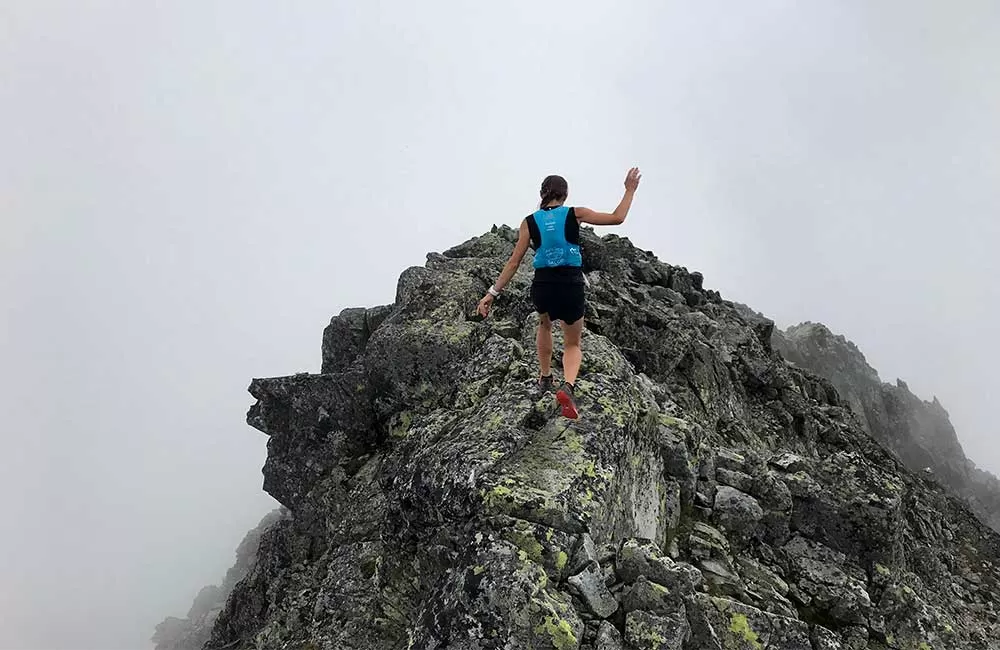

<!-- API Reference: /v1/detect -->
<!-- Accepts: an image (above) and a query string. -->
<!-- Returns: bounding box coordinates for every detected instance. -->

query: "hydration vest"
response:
[528,206,583,269]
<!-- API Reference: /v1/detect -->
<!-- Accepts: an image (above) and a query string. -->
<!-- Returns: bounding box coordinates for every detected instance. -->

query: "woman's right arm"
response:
[576,167,642,226]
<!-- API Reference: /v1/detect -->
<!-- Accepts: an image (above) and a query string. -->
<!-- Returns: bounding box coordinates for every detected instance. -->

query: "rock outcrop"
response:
[153,509,287,650]
[772,321,1000,533]
[171,227,1000,649]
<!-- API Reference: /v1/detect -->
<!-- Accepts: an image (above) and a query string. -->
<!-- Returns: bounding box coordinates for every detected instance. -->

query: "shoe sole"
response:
[556,389,579,419]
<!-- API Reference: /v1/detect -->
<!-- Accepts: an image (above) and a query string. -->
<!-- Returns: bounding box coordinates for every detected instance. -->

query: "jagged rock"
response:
[594,621,623,650]
[568,562,618,619]
[751,471,793,512]
[769,452,810,474]
[774,321,1000,534]
[152,509,287,650]
[687,594,811,650]
[621,575,677,615]
[810,625,843,650]
[782,535,873,627]
[716,467,755,493]
[569,533,599,576]
[699,558,744,598]
[624,610,688,650]
[713,486,764,546]
[687,521,731,561]
[614,539,702,599]
[321,305,393,374]
[159,229,1000,650]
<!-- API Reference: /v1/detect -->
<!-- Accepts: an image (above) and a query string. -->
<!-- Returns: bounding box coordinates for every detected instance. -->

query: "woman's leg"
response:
[537,313,553,377]
[560,317,584,385]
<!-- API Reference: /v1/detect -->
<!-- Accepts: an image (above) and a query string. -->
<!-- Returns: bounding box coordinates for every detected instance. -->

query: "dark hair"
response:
[539,175,568,207]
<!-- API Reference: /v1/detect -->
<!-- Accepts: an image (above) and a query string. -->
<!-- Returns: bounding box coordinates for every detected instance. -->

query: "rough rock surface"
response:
[169,227,1000,649]
[771,320,1000,533]
[153,509,287,650]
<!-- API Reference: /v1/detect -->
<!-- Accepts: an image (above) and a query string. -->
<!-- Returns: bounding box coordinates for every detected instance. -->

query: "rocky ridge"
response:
[771,321,1000,533]
[162,226,1000,650]
[154,509,287,650]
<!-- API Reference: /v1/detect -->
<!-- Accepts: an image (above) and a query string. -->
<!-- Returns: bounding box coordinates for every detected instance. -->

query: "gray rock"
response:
[624,610,689,650]
[569,532,599,576]
[810,625,843,650]
[687,594,811,650]
[713,486,764,545]
[699,559,744,598]
[616,539,703,598]
[621,575,677,615]
[782,536,872,627]
[568,562,619,619]
[774,321,1000,535]
[155,227,1000,650]
[716,467,756,493]
[595,621,623,650]
[769,451,811,474]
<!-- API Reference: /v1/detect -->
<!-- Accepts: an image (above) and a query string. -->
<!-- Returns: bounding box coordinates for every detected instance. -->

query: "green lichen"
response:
[596,395,627,427]
[390,411,413,438]
[729,613,762,650]
[510,530,544,563]
[885,633,895,645]
[483,485,514,509]
[628,616,667,645]
[918,643,932,650]
[491,485,513,498]
[555,551,568,572]
[583,460,597,478]
[473,565,485,575]
[659,414,689,430]
[875,563,891,576]
[533,616,577,650]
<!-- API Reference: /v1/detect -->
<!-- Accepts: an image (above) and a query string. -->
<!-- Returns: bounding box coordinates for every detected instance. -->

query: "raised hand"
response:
[625,167,642,192]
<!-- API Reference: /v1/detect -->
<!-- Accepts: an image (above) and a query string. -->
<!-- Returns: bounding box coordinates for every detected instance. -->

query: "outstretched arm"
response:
[477,220,530,317]
[576,167,642,226]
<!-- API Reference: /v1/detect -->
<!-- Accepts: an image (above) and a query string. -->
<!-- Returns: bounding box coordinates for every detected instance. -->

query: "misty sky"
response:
[2,2,997,649]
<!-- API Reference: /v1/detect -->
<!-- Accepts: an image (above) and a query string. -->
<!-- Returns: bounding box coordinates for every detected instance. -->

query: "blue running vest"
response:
[531,206,583,269]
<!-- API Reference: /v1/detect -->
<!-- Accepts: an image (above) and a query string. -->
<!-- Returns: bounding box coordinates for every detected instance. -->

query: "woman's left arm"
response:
[477,220,530,317]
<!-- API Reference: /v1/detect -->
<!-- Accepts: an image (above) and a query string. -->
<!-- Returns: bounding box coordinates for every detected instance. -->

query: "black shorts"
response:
[531,281,586,324]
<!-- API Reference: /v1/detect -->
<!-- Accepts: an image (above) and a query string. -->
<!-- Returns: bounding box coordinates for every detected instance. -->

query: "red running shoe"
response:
[556,383,579,419]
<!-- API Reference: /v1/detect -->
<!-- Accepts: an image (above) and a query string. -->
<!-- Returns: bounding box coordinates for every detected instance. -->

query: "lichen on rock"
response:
[158,227,1000,650]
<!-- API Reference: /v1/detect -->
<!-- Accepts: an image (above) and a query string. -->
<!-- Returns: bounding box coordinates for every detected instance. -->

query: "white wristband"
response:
[488,286,501,297]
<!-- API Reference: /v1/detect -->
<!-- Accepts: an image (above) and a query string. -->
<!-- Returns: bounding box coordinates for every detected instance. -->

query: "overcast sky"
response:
[1,2,997,648]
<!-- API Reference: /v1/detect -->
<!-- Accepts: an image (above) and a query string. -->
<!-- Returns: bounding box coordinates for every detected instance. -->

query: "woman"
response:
[477,167,642,419]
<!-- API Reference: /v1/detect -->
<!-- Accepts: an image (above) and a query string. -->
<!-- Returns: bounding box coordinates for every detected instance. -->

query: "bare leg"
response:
[561,318,584,385]
[537,314,553,377]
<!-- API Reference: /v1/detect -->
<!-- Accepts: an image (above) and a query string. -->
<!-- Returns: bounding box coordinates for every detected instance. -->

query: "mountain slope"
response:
[771,321,1000,533]
[173,227,1000,650]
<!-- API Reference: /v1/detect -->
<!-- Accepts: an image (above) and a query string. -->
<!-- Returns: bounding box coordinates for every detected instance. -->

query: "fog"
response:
[1,1,997,648]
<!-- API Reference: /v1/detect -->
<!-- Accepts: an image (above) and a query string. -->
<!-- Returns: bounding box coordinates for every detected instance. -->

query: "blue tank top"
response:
[529,206,583,270]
